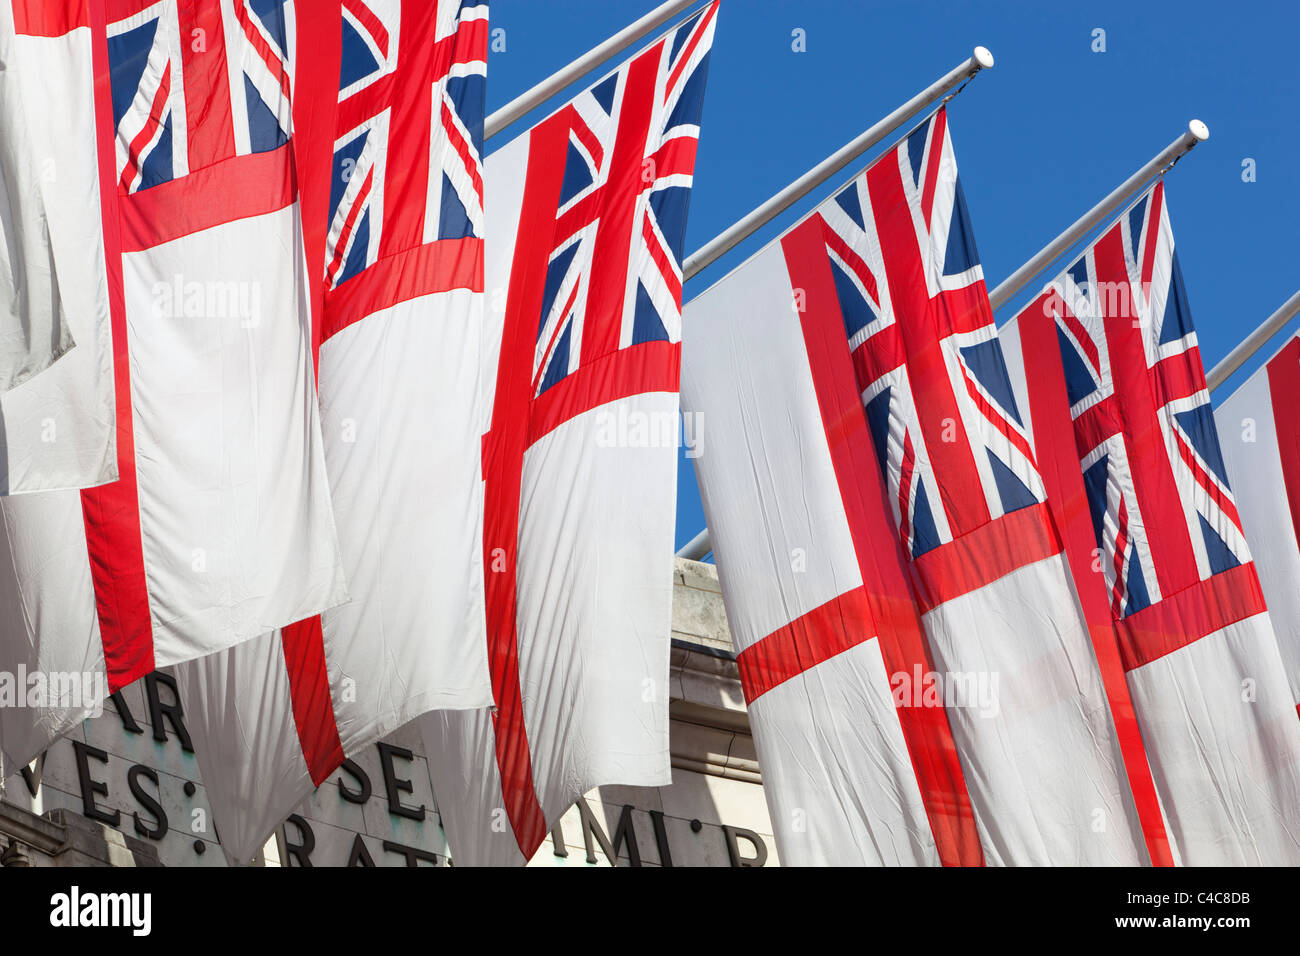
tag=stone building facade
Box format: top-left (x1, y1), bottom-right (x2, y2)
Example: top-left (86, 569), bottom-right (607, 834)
top-left (0, 559), bottom-right (774, 867)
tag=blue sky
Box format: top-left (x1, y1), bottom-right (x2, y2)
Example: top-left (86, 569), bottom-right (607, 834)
top-left (484, 0), bottom-right (1300, 553)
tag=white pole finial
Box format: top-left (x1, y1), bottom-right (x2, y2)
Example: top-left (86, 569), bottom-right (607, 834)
top-left (682, 47), bottom-right (994, 282)
top-left (988, 120), bottom-right (1209, 314)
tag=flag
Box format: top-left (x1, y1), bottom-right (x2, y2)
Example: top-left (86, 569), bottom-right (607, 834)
top-left (0, 0), bottom-right (347, 768)
top-left (0, 2), bottom-right (78, 394)
top-left (420, 3), bottom-right (718, 866)
top-left (0, 0), bottom-right (116, 492)
top-left (172, 0), bottom-right (492, 866)
top-left (1216, 332), bottom-right (1300, 712)
top-left (1000, 180), bottom-right (1300, 864)
top-left (683, 107), bottom-right (1151, 865)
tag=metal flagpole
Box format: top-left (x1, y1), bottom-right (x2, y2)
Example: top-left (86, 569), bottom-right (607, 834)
top-left (987, 119), bottom-right (1209, 313)
top-left (1206, 289), bottom-right (1300, 392)
top-left (674, 46), bottom-right (996, 561)
top-left (682, 46), bottom-right (995, 280)
top-left (484, 0), bottom-right (700, 141)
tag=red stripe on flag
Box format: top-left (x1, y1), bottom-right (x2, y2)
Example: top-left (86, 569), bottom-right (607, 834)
top-left (908, 504), bottom-right (1062, 614)
top-left (179, 0), bottom-right (236, 170)
top-left (737, 589), bottom-right (874, 703)
top-left (866, 141), bottom-right (992, 537)
top-left (232, 0), bottom-right (290, 102)
top-left (1171, 429), bottom-right (1243, 533)
top-left (1058, 305), bottom-right (1101, 376)
top-left (918, 108), bottom-right (947, 226)
top-left (1266, 339), bottom-right (1300, 558)
top-left (1015, 296), bottom-right (1174, 866)
top-left (118, 62), bottom-right (171, 193)
top-left (1094, 227), bottom-right (1201, 598)
top-left (322, 237), bottom-right (482, 343)
top-left (1140, 183), bottom-right (1163, 295)
top-left (781, 216), bottom-right (984, 868)
top-left (1115, 563), bottom-right (1268, 671)
top-left (117, 144), bottom-right (294, 252)
top-left (290, 0), bottom-right (341, 378)
top-left (477, 117), bottom-right (571, 860)
top-left (527, 341), bottom-right (678, 447)
top-left (341, 0), bottom-right (389, 57)
top-left (820, 215), bottom-right (879, 304)
top-left (12, 0), bottom-right (88, 35)
top-left (374, 0), bottom-right (436, 257)
top-left (281, 616), bottom-right (345, 786)
top-left (326, 166), bottom-right (374, 286)
top-left (577, 49), bottom-right (658, 366)
top-left (80, 0), bottom-right (154, 693)
top-left (664, 1), bottom-right (715, 99)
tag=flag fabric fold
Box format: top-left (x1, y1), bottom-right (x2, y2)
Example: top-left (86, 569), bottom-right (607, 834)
top-left (0, 0), bottom-right (116, 492)
top-left (999, 180), bottom-right (1300, 865)
top-left (683, 107), bottom-right (1151, 866)
top-left (1215, 333), bottom-right (1300, 713)
top-left (0, 2), bottom-right (81, 395)
top-left (420, 3), bottom-right (718, 867)
top-left (0, 0), bottom-right (347, 769)
top-left (173, 0), bottom-right (493, 866)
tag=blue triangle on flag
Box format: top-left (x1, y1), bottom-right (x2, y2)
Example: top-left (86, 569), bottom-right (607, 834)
top-left (942, 177), bottom-right (981, 275)
top-left (1067, 256), bottom-right (1089, 292)
top-left (910, 479), bottom-right (942, 557)
top-left (1158, 250), bottom-right (1196, 345)
top-left (337, 209), bottom-right (371, 285)
top-left (1174, 404), bottom-right (1230, 486)
top-left (906, 120), bottom-right (929, 188)
top-left (632, 282), bottom-right (670, 344)
top-left (1199, 514), bottom-right (1242, 575)
top-left (558, 140), bottom-right (595, 206)
top-left (438, 173), bottom-right (473, 240)
top-left (828, 257), bottom-right (877, 339)
top-left (959, 339), bottom-right (1022, 425)
top-left (1128, 195), bottom-right (1148, 258)
top-left (591, 73), bottom-right (618, 114)
top-left (540, 321), bottom-right (573, 394)
top-left (1082, 456), bottom-right (1110, 554)
top-left (1123, 548), bottom-right (1153, 615)
top-left (1056, 325), bottom-right (1099, 406)
top-left (538, 243), bottom-right (580, 342)
top-left (864, 388), bottom-right (892, 477)
top-left (668, 9), bottom-right (703, 66)
top-left (987, 451), bottom-right (1038, 515)
top-left (107, 18), bottom-right (158, 127)
top-left (833, 184), bottom-right (865, 231)
top-left (244, 75), bottom-right (287, 153)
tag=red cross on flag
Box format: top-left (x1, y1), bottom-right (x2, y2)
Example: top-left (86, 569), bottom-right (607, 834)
top-left (0, 0), bottom-right (348, 770)
top-left (169, 0), bottom-right (493, 866)
top-left (683, 107), bottom-right (1154, 866)
top-left (1000, 182), bottom-right (1300, 864)
top-left (420, 3), bottom-right (718, 866)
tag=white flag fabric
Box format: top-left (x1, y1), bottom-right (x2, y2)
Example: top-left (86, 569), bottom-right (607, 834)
top-left (0, 3), bottom-right (78, 394)
top-left (0, 0), bottom-right (116, 492)
top-left (0, 0), bottom-right (347, 769)
top-left (1215, 334), bottom-right (1300, 711)
top-left (683, 107), bottom-right (1150, 866)
top-left (420, 4), bottom-right (717, 866)
top-left (172, 0), bottom-right (492, 865)
top-left (999, 181), bottom-right (1300, 864)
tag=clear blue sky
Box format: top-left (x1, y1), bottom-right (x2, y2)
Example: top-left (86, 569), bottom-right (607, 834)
top-left (485, 0), bottom-right (1300, 554)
